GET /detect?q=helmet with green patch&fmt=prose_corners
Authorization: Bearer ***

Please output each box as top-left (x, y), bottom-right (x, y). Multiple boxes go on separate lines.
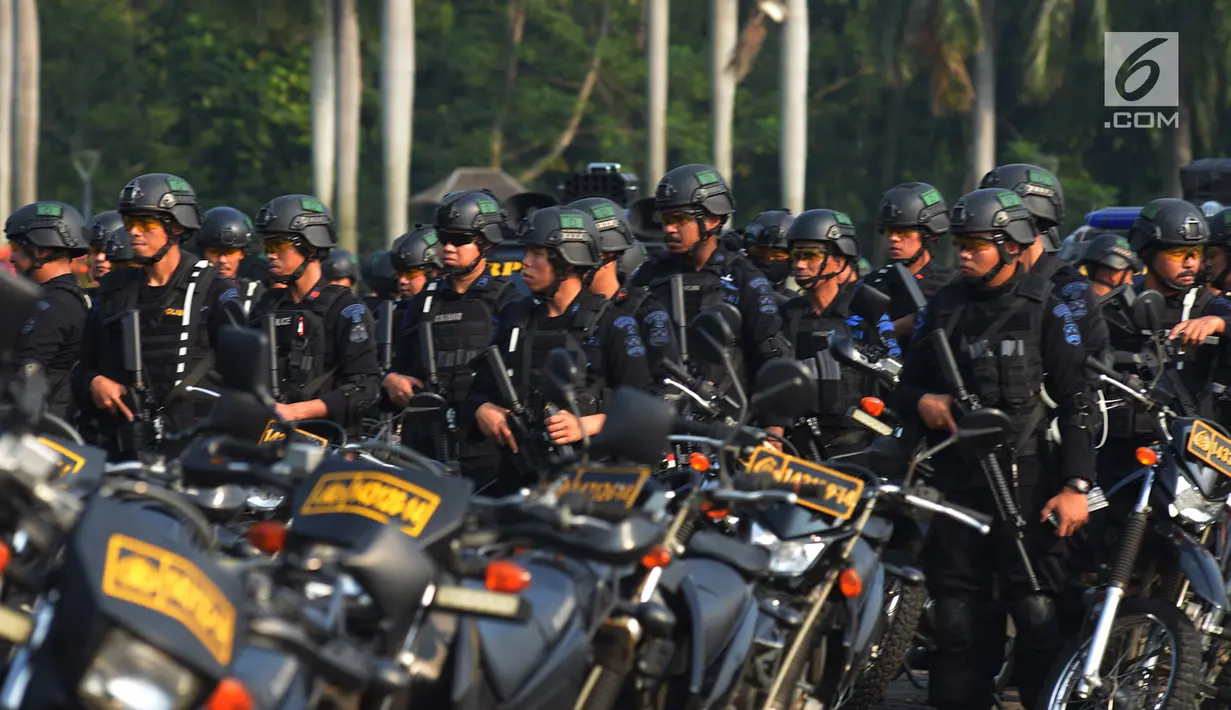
top-left (948, 188), bottom-right (1036, 245)
top-left (254, 194), bottom-right (337, 250)
top-left (515, 206), bottom-right (602, 268)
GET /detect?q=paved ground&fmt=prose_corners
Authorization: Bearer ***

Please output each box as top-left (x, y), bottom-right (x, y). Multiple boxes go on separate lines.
top-left (871, 673), bottom-right (1024, 710)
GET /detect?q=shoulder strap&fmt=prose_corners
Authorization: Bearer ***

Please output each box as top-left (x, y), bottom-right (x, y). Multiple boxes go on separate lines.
top-left (46, 278), bottom-right (91, 311)
top-left (161, 260), bottom-right (216, 407)
top-left (306, 284), bottom-right (348, 316)
top-left (575, 297), bottom-right (612, 339)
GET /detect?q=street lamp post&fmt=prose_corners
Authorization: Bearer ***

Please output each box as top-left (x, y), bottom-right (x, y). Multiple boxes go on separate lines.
top-left (71, 149), bottom-right (100, 218)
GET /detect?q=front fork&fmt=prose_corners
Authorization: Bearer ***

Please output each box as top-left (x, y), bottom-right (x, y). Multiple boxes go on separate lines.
top-left (1075, 465), bottom-right (1155, 699)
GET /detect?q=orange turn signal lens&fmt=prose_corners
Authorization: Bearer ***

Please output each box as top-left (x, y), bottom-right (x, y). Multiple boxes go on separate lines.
top-left (1135, 447), bottom-right (1158, 466)
top-left (206, 678), bottom-right (254, 710)
top-left (246, 521), bottom-right (287, 555)
top-left (485, 560), bottom-right (532, 593)
top-left (0, 541), bottom-right (11, 576)
top-left (688, 452), bottom-right (711, 472)
top-left (860, 397), bottom-right (885, 418)
top-left (838, 568), bottom-right (862, 598)
top-left (704, 508), bottom-right (730, 519)
top-left (641, 544), bottom-right (672, 569)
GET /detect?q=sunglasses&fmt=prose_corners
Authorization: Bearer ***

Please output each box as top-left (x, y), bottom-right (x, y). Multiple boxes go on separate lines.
top-left (953, 236), bottom-right (996, 253)
top-left (1159, 246), bottom-right (1203, 263)
top-left (123, 214), bottom-right (162, 232)
top-left (438, 230), bottom-right (479, 247)
top-left (262, 237), bottom-right (295, 255)
top-left (660, 212), bottom-right (697, 227)
top-left (399, 268), bottom-right (426, 280)
top-left (205, 247), bottom-right (243, 260)
top-left (749, 246), bottom-right (791, 262)
top-left (89, 244), bottom-right (106, 256)
top-left (790, 248), bottom-right (827, 262)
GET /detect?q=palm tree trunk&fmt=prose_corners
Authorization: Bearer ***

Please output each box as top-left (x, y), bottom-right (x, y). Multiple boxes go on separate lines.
top-left (381, 0), bottom-right (414, 245)
top-left (0, 0), bottom-right (13, 227)
top-left (645, 0), bottom-right (668, 183)
top-left (1165, 101), bottom-right (1191, 198)
top-left (14, 0), bottom-right (37, 206)
top-left (335, 0), bottom-right (361, 253)
top-left (780, 0), bottom-right (808, 214)
top-left (310, 0), bottom-right (337, 207)
top-left (710, 0), bottom-right (737, 189)
top-left (968, 0), bottom-right (995, 191)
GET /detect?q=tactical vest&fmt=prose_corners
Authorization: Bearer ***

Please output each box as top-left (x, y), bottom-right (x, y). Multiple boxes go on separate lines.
top-left (506, 295), bottom-right (611, 418)
top-left (918, 262), bottom-right (958, 299)
top-left (784, 298), bottom-right (864, 423)
top-left (414, 275), bottom-right (512, 403)
top-left (645, 259), bottom-right (748, 383)
top-left (613, 285), bottom-right (652, 319)
top-left (270, 285), bottom-right (348, 403)
top-left (933, 275), bottom-right (1050, 457)
top-left (37, 278), bottom-right (91, 416)
top-left (239, 278), bottom-right (262, 315)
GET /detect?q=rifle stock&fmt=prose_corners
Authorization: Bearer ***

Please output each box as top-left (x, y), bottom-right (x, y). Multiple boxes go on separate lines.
top-left (926, 329), bottom-right (1041, 592)
top-left (119, 310), bottom-right (156, 453)
top-left (261, 315), bottom-right (282, 403)
top-left (670, 274), bottom-right (688, 363)
top-left (377, 301), bottom-right (395, 372)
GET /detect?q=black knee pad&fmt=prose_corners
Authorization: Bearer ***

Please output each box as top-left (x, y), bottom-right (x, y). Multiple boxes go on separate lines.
top-left (932, 597), bottom-right (978, 651)
top-left (1012, 593), bottom-right (1063, 646)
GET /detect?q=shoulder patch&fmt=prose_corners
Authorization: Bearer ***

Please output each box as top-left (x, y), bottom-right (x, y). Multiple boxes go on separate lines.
top-left (645, 310), bottom-right (671, 346)
top-left (349, 323), bottom-right (369, 343)
top-left (1060, 280), bottom-right (1089, 319)
top-left (475, 275), bottom-right (490, 288)
top-left (612, 314), bottom-right (646, 357)
top-left (218, 287), bottom-right (239, 303)
top-left (1052, 303), bottom-right (1082, 346)
top-left (749, 276), bottom-right (770, 291)
top-left (341, 303), bottom-right (367, 323)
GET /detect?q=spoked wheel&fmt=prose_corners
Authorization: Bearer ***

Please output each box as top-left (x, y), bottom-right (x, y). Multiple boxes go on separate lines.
top-left (838, 580), bottom-right (926, 710)
top-left (1040, 597), bottom-right (1201, 710)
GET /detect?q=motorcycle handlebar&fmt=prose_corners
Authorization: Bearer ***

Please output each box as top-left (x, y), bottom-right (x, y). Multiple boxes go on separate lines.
top-left (729, 473), bottom-right (828, 500)
top-left (208, 437), bottom-right (285, 465)
top-left (878, 483), bottom-right (992, 534)
top-left (557, 491), bottom-right (641, 522)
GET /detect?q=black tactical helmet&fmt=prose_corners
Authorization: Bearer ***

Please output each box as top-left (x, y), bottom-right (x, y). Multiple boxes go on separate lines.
top-left (876, 182), bottom-right (950, 240)
top-left (569, 196), bottom-right (635, 254)
top-left (979, 163), bottom-right (1065, 231)
top-left (434, 189), bottom-right (507, 246)
top-left (322, 249), bottom-right (359, 282)
top-left (87, 210), bottom-right (125, 247)
top-left (390, 226), bottom-right (443, 272)
top-left (1128, 198), bottom-right (1209, 253)
top-left (102, 228), bottom-right (135, 263)
top-left (745, 210), bottom-right (794, 250)
top-left (198, 206), bottom-right (254, 251)
top-left (785, 209), bottom-right (859, 257)
top-left (1208, 207), bottom-right (1231, 248)
top-left (254, 194), bottom-right (337, 250)
top-left (361, 250), bottom-right (400, 296)
top-left (5, 202), bottom-right (89, 257)
top-left (654, 164), bottom-right (736, 218)
top-left (949, 188), bottom-right (1037, 245)
top-left (618, 240), bottom-right (648, 280)
top-left (515, 206), bottom-right (601, 269)
top-left (118, 173), bottom-right (202, 231)
top-left (1078, 232), bottom-right (1141, 272)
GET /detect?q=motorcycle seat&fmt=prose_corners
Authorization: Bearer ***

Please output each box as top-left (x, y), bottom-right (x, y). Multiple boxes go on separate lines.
top-left (682, 557), bottom-right (755, 667)
top-left (687, 529), bottom-right (770, 579)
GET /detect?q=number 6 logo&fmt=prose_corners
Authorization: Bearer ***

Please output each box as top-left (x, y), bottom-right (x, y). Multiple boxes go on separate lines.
top-left (1104, 32), bottom-right (1178, 108)
top-left (1116, 37), bottom-right (1168, 102)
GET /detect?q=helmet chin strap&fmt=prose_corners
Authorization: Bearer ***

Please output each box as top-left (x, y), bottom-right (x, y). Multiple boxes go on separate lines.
top-left (686, 215), bottom-right (721, 257)
top-left (798, 253), bottom-right (844, 289)
top-left (899, 242), bottom-right (927, 267)
top-left (445, 239), bottom-right (490, 277)
top-left (132, 239), bottom-right (174, 266)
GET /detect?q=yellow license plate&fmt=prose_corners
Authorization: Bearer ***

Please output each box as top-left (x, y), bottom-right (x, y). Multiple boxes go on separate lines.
top-left (260, 420), bottom-right (329, 449)
top-left (1187, 420), bottom-right (1231, 478)
top-left (558, 466), bottom-right (652, 509)
top-left (742, 448), bottom-right (865, 520)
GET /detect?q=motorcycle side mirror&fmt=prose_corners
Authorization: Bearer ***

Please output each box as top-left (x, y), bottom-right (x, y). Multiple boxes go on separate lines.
top-left (543, 347), bottom-right (582, 412)
top-left (751, 359), bottom-right (816, 419)
top-left (956, 408), bottom-right (1013, 458)
top-left (627, 197), bottom-right (664, 241)
top-left (505, 192), bottom-right (560, 227)
top-left (217, 325), bottom-right (273, 401)
top-left (1131, 289), bottom-right (1165, 334)
top-left (590, 387), bottom-right (674, 464)
top-left (688, 304), bottom-right (742, 366)
top-left (846, 282), bottom-right (893, 325)
top-left (872, 263), bottom-right (928, 320)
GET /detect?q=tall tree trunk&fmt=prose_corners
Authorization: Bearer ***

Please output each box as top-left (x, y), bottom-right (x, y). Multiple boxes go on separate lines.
top-left (645, 0), bottom-right (668, 182)
top-left (780, 0), bottom-right (808, 214)
top-left (14, 0), bottom-right (37, 206)
top-left (968, 0), bottom-right (996, 191)
top-left (710, 0), bottom-right (737, 191)
top-left (310, 0), bottom-right (337, 207)
top-left (335, 0), bottom-right (361, 253)
top-left (0, 0), bottom-right (13, 229)
top-left (1165, 101), bottom-right (1191, 198)
top-left (381, 0), bottom-right (414, 245)
top-left (490, 0), bottom-right (524, 168)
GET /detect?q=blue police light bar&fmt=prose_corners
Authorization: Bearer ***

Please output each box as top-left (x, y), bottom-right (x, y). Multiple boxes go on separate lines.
top-left (1085, 207), bottom-right (1141, 231)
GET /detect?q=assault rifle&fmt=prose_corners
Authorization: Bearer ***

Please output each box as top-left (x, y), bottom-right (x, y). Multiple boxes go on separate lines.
top-left (118, 311), bottom-right (158, 454)
top-left (376, 301), bottom-right (395, 373)
top-left (928, 328), bottom-right (1041, 592)
top-left (482, 345), bottom-right (564, 478)
top-left (261, 315), bottom-right (283, 403)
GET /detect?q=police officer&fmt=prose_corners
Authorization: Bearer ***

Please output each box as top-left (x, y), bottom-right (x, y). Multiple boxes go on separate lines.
top-left (78, 173), bottom-right (242, 455)
top-left (323, 248), bottom-right (359, 289)
top-left (627, 164), bottom-right (791, 400)
top-left (248, 195), bottom-right (380, 431)
top-left (868, 182), bottom-right (956, 340)
top-left (361, 249), bottom-right (401, 308)
top-left (743, 209), bottom-right (798, 296)
top-left (1203, 207), bottom-right (1231, 296)
top-left (86, 210), bottom-right (130, 283)
top-left (897, 187), bottom-right (1092, 710)
top-left (390, 225), bottom-right (443, 300)
top-left (981, 164), bottom-right (1107, 356)
top-left (1077, 233), bottom-right (1140, 301)
top-left (572, 195), bottom-right (679, 382)
top-left (383, 190), bottom-right (523, 481)
top-left (199, 206), bottom-right (264, 314)
top-left (6, 202), bottom-right (91, 419)
top-left (781, 209), bottom-right (899, 457)
top-left (466, 206), bottom-right (653, 484)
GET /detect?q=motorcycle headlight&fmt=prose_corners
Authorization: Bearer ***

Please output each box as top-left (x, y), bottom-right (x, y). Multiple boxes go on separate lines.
top-left (78, 627), bottom-right (199, 710)
top-left (750, 524), bottom-right (826, 576)
top-left (1168, 474), bottom-right (1224, 529)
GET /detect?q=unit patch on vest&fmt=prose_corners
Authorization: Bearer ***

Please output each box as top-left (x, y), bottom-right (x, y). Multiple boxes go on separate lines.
top-left (1060, 281), bottom-right (1088, 319)
top-left (219, 287), bottom-right (238, 303)
top-left (350, 323), bottom-right (369, 343)
top-left (434, 312), bottom-right (464, 323)
top-left (341, 303), bottom-right (367, 323)
top-left (645, 310), bottom-right (671, 346)
top-left (1053, 303), bottom-right (1081, 346)
top-left (613, 315), bottom-right (646, 357)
